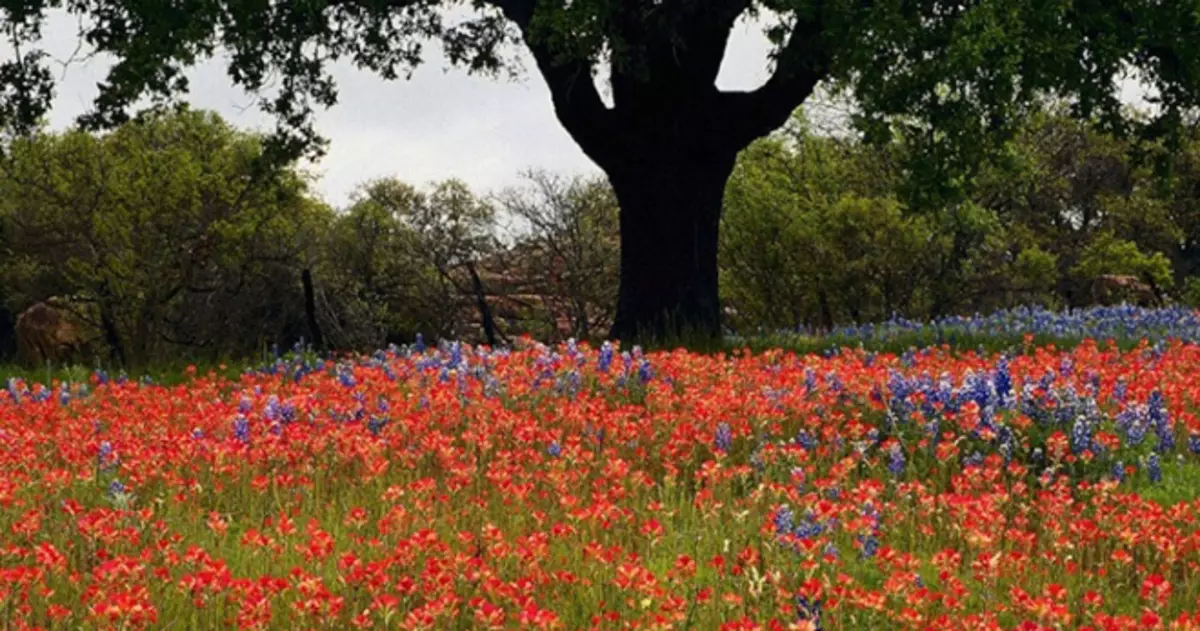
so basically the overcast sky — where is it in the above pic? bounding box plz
[20,10,780,208]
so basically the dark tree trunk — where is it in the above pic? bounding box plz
[606,148,735,341]
[818,288,835,332]
[96,281,127,367]
[0,304,13,360]
[301,268,324,350]
[467,262,499,347]
[494,0,824,343]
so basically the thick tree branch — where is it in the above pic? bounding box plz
[487,0,616,164]
[722,9,831,147]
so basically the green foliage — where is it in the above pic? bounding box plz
[0,0,1195,340]
[1072,232,1174,291]
[320,176,499,347]
[1011,246,1060,307]
[720,107,1200,331]
[0,0,1192,201]
[0,108,319,366]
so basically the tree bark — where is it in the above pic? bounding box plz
[301,268,324,350]
[606,144,737,341]
[467,261,499,347]
[492,0,826,343]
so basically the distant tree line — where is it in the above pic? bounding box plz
[0,104,1198,367]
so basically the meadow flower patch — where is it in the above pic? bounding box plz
[4,337,1200,629]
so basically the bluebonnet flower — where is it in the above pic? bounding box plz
[597,341,614,372]
[365,415,386,436]
[107,480,126,499]
[547,442,562,458]
[1112,461,1125,483]
[414,333,426,353]
[803,369,817,394]
[1189,434,1200,455]
[238,397,253,414]
[1071,416,1093,455]
[637,359,653,384]
[887,445,906,477]
[713,423,732,453]
[823,542,839,559]
[192,428,204,440]
[1149,391,1175,453]
[1147,453,1162,483]
[858,534,880,559]
[913,575,925,588]
[773,506,795,536]
[994,356,1012,406]
[1113,379,1128,402]
[232,415,250,444]
[964,452,984,469]
[796,430,817,450]
[794,512,825,539]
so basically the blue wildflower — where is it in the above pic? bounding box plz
[232,415,250,444]
[597,342,614,372]
[1147,453,1162,483]
[637,359,653,384]
[887,445,906,477]
[994,356,1012,406]
[367,415,388,436]
[796,430,817,450]
[713,423,732,453]
[858,534,880,559]
[773,506,795,536]
[547,442,562,458]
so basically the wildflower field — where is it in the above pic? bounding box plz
[10,310,1200,629]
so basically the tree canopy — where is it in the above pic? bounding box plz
[1,0,1198,339]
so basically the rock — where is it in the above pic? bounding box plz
[15,299,92,367]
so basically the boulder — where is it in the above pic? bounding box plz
[1091,274,1161,307]
[15,299,92,367]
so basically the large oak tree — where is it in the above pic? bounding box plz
[0,0,1198,340]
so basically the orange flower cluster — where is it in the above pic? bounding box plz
[0,337,1199,629]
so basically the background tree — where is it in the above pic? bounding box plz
[0,108,316,367]
[496,170,619,341]
[323,177,500,346]
[1,1,1197,340]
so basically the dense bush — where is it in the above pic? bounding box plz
[3,105,1200,366]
